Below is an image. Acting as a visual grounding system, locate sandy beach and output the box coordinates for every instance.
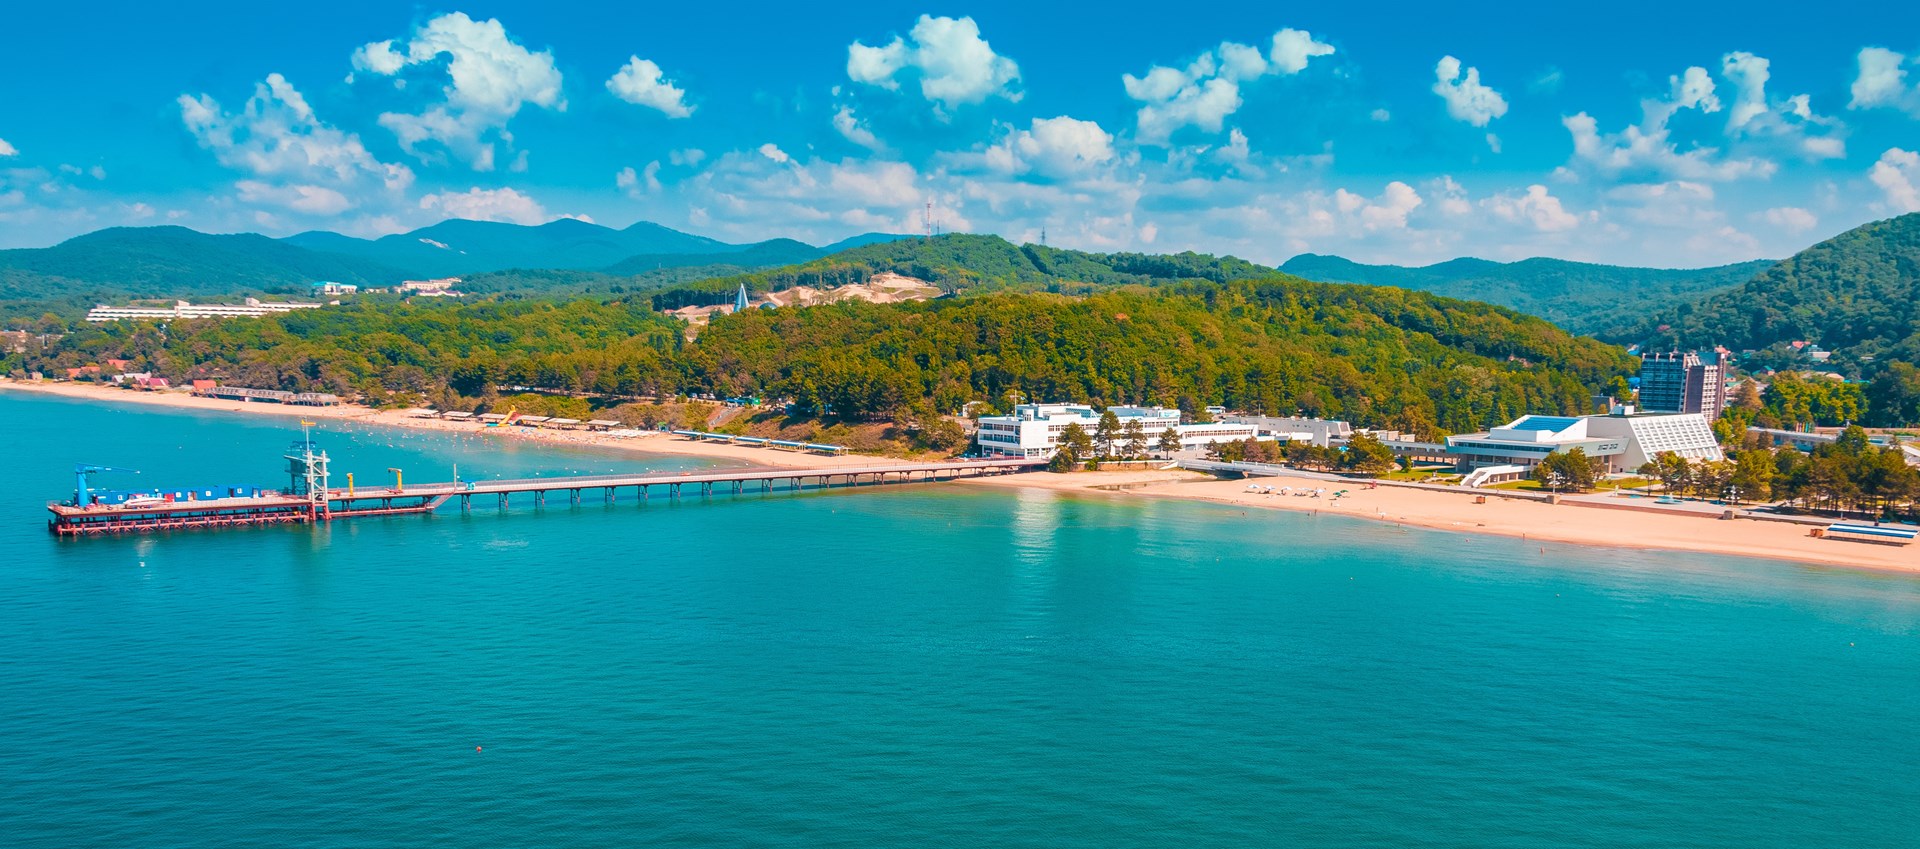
[8,378,1917,574]
[0,380,888,471]
[965,468,1920,574]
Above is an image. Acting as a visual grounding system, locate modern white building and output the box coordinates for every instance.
[1441,407,1722,474]
[976,403,1262,458]
[1221,415,1353,447]
[86,298,322,322]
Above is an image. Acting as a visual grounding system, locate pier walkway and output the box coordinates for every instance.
[49,458,1043,536]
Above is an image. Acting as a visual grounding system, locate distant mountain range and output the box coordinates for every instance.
[1280,254,1776,337]
[0,220,911,318]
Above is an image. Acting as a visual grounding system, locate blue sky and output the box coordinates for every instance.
[2,1,1918,266]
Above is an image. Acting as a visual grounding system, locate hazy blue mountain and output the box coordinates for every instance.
[0,226,409,318]
[1280,254,1776,336]
[281,218,737,277]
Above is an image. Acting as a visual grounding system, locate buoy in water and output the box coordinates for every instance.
[475,746,483,753]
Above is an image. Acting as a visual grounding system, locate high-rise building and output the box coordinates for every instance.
[1638,351,1724,420]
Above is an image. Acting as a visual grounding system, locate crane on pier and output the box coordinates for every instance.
[73,463,137,507]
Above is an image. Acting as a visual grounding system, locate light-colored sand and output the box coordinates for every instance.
[964,468,1920,574]
[13,378,1918,573]
[0,380,885,470]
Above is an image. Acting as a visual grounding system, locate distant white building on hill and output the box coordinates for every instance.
[976,403,1261,458]
[86,298,323,322]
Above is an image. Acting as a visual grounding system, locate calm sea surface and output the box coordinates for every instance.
[2,392,1917,848]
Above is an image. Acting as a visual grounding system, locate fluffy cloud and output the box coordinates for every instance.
[1760,206,1818,233]
[1334,181,1422,231]
[1562,65,1775,181]
[1870,148,1920,213]
[1432,56,1508,127]
[846,15,1021,111]
[758,143,791,164]
[235,181,351,216]
[351,12,564,170]
[1482,184,1578,232]
[1849,47,1915,112]
[832,105,885,151]
[0,138,15,157]
[606,56,693,118]
[178,73,413,216]
[417,186,559,224]
[1123,28,1333,143]
[1719,51,1845,160]
[967,116,1116,179]
[617,162,661,197]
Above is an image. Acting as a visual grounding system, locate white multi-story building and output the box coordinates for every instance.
[86,298,323,322]
[977,403,1263,458]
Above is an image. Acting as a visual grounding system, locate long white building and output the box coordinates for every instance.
[977,403,1261,458]
[86,298,323,322]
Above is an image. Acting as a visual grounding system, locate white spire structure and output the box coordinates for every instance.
[734,282,749,312]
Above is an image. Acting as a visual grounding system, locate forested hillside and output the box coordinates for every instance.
[14,277,1631,436]
[1634,213,1920,374]
[648,234,1274,309]
[1281,254,1774,336]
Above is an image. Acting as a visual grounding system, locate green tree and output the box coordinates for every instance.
[1121,419,1147,459]
[1155,427,1183,456]
[1060,422,1094,464]
[1532,448,1598,492]
[1866,362,1920,427]
[1093,409,1121,458]
[1343,432,1396,476]
[1728,447,1775,503]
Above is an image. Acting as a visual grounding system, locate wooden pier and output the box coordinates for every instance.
[47,458,1042,536]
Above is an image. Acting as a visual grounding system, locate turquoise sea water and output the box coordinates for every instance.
[2,392,1917,848]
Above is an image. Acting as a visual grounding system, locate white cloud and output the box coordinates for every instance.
[235,180,351,216]
[1269,28,1336,74]
[617,162,663,197]
[669,148,706,167]
[1718,51,1846,160]
[178,73,413,216]
[351,12,564,170]
[832,105,885,152]
[1432,56,1508,127]
[1760,206,1818,233]
[417,186,556,224]
[971,116,1116,179]
[606,56,693,118]
[1334,181,1422,231]
[1561,65,1775,181]
[1369,108,1391,122]
[1123,28,1333,143]
[1849,47,1914,112]
[1482,184,1578,232]
[758,143,791,164]
[846,15,1021,111]
[0,138,15,157]
[1870,148,1920,213]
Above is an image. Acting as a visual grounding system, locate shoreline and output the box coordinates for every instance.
[0,380,892,471]
[960,469,1920,575]
[8,379,1916,575]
